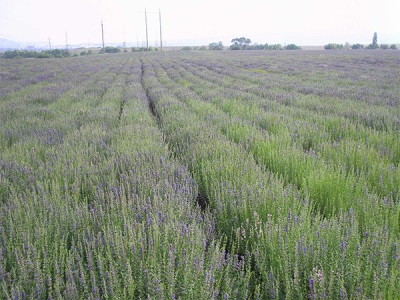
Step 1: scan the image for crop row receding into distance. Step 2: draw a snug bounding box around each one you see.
[0,50,399,299]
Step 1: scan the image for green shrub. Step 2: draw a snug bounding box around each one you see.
[351,43,364,49]
[36,52,53,58]
[285,44,301,50]
[265,44,283,50]
[101,46,121,53]
[324,43,344,50]
[209,42,224,50]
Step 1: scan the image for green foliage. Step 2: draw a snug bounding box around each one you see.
[351,43,364,49]
[101,46,121,53]
[380,44,389,49]
[47,49,71,57]
[181,46,192,50]
[229,44,241,50]
[390,44,397,50]
[324,43,344,50]
[366,32,379,49]
[36,52,54,58]
[245,43,265,50]
[229,42,285,51]
[1,49,71,58]
[131,47,143,52]
[230,37,252,50]
[208,41,224,50]
[285,44,302,50]
[131,46,159,52]
[372,32,378,48]
[265,43,283,50]
[1,50,34,58]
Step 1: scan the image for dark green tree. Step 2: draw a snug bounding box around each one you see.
[372,32,378,48]
[101,46,121,53]
[285,44,301,50]
[367,32,379,49]
[208,42,224,50]
[324,43,344,50]
[351,43,364,49]
[230,37,251,50]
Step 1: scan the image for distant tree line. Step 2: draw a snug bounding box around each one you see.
[209,42,224,50]
[207,33,397,52]
[100,46,121,53]
[229,37,301,50]
[324,33,397,50]
[1,49,72,58]
[79,50,93,56]
[1,46,159,58]
[207,37,302,51]
[325,43,397,50]
[131,46,159,52]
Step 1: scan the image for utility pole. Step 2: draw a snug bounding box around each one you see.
[159,9,163,51]
[48,37,52,50]
[145,8,149,50]
[101,20,105,49]
[65,31,68,51]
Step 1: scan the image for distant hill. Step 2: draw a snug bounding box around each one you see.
[0,38,21,50]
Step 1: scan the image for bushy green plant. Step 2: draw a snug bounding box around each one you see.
[265,43,283,50]
[351,43,364,49]
[230,37,251,49]
[209,41,224,50]
[36,52,53,58]
[324,43,344,50]
[285,44,302,50]
[101,46,121,53]
[2,50,400,299]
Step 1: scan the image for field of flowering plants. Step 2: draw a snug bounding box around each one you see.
[1,50,399,299]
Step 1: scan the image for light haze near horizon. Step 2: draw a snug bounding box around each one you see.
[0,0,398,47]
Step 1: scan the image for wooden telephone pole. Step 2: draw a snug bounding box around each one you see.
[159,9,163,51]
[101,20,105,48]
[145,9,149,50]
[65,31,68,51]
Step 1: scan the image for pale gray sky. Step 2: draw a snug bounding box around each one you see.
[0,0,399,46]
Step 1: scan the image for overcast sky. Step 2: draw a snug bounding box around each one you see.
[0,0,399,47]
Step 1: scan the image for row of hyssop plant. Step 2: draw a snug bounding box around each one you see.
[1,50,399,299]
